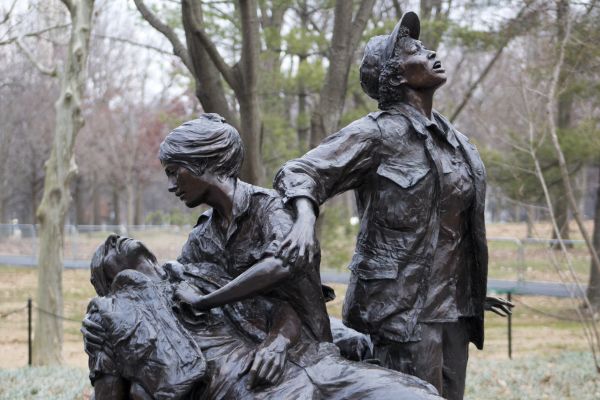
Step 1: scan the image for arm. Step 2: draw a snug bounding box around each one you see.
[278,197,318,264]
[242,302,301,388]
[174,256,291,310]
[273,118,381,208]
[274,118,380,263]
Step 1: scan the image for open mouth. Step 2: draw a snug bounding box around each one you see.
[433,61,442,69]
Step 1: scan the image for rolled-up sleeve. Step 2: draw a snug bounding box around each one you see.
[274,117,381,209]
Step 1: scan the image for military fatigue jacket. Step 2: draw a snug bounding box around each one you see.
[274,104,488,348]
[178,180,332,343]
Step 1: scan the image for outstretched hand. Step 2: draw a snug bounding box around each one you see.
[277,197,318,267]
[277,219,317,267]
[173,282,208,310]
[484,296,514,317]
[239,336,289,389]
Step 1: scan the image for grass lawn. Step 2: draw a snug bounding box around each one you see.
[0,221,598,399]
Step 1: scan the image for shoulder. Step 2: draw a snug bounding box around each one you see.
[323,114,383,143]
[242,183,294,236]
[249,185,293,223]
[369,109,412,139]
[193,209,213,228]
[111,270,152,292]
[186,209,213,241]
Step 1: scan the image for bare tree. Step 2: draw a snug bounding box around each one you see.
[133,0,264,184]
[545,0,600,308]
[309,0,376,147]
[20,0,95,365]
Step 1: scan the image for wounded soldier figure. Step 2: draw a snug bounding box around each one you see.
[82,235,442,400]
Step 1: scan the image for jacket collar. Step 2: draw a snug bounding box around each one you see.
[377,103,459,148]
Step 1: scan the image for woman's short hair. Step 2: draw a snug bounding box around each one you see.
[159,113,244,179]
[377,35,413,109]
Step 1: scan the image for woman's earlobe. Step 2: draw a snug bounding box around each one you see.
[389,76,406,87]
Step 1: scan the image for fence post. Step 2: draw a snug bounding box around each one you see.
[507,292,512,360]
[27,298,32,366]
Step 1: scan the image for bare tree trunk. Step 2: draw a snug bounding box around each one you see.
[180,0,236,125]
[126,180,134,228]
[134,181,143,225]
[33,0,94,365]
[91,172,100,225]
[552,192,572,247]
[235,0,263,184]
[587,166,600,310]
[296,2,310,152]
[112,186,120,225]
[74,175,85,224]
[526,204,535,238]
[310,0,376,147]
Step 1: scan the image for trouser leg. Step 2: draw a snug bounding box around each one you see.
[372,323,444,394]
[441,320,470,400]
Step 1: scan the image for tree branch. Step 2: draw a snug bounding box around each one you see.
[0,0,18,25]
[94,34,174,56]
[59,0,74,14]
[0,24,70,46]
[392,0,403,19]
[350,0,377,49]
[450,1,539,122]
[16,37,57,77]
[545,7,600,278]
[132,0,193,73]
[182,0,238,90]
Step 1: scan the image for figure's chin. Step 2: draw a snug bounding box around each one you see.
[184,196,204,208]
[184,200,195,208]
[431,75,447,89]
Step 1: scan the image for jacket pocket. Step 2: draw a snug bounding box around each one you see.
[349,252,399,280]
[376,161,430,189]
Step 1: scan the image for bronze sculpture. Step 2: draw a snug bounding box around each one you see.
[274,12,509,400]
[82,114,443,399]
[84,234,442,399]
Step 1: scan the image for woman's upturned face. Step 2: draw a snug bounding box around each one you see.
[164,163,211,208]
[396,38,447,90]
[101,234,156,282]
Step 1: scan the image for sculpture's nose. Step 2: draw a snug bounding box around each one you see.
[107,233,119,247]
[167,175,177,192]
[428,50,436,59]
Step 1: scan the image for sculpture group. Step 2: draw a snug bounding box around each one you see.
[82,12,511,400]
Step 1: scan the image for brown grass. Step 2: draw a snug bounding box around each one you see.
[0,222,596,369]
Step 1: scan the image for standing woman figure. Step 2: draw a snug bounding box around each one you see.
[274,12,508,400]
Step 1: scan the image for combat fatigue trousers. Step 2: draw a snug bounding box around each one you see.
[373,319,470,400]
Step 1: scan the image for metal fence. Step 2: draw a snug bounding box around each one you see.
[0,223,191,268]
[0,223,591,297]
